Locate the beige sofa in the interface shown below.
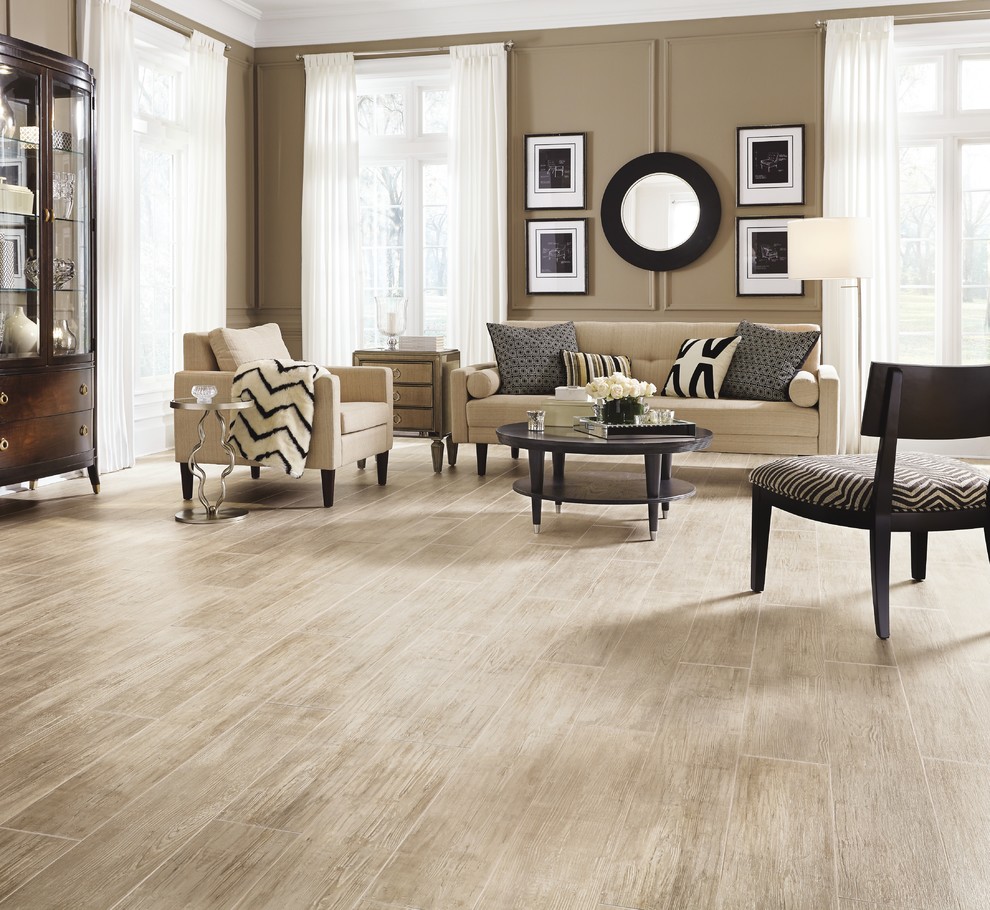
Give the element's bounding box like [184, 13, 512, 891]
[451, 320, 838, 474]
[174, 331, 393, 506]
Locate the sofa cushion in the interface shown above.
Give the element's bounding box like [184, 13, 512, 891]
[209, 323, 291, 371]
[562, 350, 632, 386]
[487, 321, 578, 394]
[466, 368, 501, 399]
[788, 370, 820, 407]
[721, 320, 821, 402]
[661, 336, 741, 399]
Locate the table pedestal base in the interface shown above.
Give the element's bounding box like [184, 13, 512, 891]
[175, 507, 249, 524]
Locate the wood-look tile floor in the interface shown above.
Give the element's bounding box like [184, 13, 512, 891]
[1, 441, 989, 909]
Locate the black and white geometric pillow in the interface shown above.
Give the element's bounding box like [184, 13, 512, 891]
[562, 350, 632, 386]
[487, 322, 579, 395]
[721, 320, 821, 402]
[661, 336, 742, 399]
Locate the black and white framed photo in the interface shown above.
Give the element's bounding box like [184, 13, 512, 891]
[526, 218, 589, 295]
[0, 224, 26, 289]
[525, 133, 586, 210]
[737, 124, 805, 206]
[736, 216, 804, 297]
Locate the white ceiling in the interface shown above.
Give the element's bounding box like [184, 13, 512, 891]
[159, 0, 968, 48]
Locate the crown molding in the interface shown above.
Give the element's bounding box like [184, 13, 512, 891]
[185, 0, 967, 48]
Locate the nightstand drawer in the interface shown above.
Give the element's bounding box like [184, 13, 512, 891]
[392, 408, 435, 431]
[0, 410, 95, 469]
[0, 369, 94, 422]
[392, 385, 433, 408]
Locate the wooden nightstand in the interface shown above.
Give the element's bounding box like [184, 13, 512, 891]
[352, 348, 460, 472]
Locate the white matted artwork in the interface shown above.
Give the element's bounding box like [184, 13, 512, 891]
[526, 218, 589, 295]
[736, 216, 804, 297]
[737, 124, 805, 206]
[525, 133, 586, 209]
[0, 225, 26, 289]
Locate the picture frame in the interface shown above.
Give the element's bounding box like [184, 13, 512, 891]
[737, 124, 805, 206]
[736, 216, 804, 297]
[525, 133, 586, 210]
[0, 224, 26, 289]
[526, 217, 589, 295]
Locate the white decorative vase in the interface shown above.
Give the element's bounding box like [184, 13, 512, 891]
[6, 305, 38, 354]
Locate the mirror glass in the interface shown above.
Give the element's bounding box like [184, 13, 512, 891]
[619, 173, 700, 252]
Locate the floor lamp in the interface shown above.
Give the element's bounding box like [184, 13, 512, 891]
[787, 216, 874, 431]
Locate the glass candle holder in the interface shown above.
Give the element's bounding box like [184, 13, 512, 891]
[375, 295, 408, 350]
[526, 409, 546, 432]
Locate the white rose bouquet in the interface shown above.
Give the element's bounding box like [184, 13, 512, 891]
[585, 371, 657, 401]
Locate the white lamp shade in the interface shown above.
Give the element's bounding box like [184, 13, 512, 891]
[787, 217, 873, 280]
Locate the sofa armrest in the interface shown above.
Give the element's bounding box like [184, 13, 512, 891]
[450, 362, 497, 443]
[817, 363, 840, 454]
[326, 365, 392, 403]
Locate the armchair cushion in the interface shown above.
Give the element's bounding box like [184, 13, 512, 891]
[340, 401, 391, 434]
[209, 323, 291, 371]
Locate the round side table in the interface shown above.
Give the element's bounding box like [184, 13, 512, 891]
[170, 398, 255, 524]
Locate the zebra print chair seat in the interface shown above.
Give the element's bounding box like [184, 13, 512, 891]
[750, 362, 990, 640]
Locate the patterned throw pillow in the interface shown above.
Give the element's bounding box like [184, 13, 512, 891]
[487, 322, 579, 395]
[661, 336, 742, 399]
[562, 350, 632, 386]
[721, 320, 822, 402]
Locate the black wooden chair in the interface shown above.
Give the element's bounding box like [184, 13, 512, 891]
[750, 362, 990, 639]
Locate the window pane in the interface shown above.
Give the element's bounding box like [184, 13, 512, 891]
[897, 59, 940, 114]
[137, 146, 175, 380]
[423, 163, 448, 337]
[960, 57, 990, 111]
[357, 92, 405, 136]
[898, 144, 939, 363]
[961, 143, 990, 364]
[360, 164, 406, 345]
[421, 89, 449, 134]
[136, 64, 175, 120]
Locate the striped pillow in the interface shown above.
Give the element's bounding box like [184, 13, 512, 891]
[661, 336, 741, 398]
[562, 350, 633, 386]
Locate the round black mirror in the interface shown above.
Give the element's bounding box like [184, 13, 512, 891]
[601, 152, 721, 271]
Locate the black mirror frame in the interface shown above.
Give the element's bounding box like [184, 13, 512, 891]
[601, 152, 722, 271]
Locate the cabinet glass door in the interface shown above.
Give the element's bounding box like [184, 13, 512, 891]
[0, 65, 41, 361]
[51, 79, 91, 358]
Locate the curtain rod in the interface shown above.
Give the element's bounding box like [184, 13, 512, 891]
[816, 9, 990, 27]
[295, 40, 514, 62]
[130, 3, 232, 52]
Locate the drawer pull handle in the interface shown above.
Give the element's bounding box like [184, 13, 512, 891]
[392, 368, 401, 380]
[393, 391, 400, 402]
[79, 425, 89, 437]
[79, 383, 88, 396]
[393, 414, 401, 425]
[0, 392, 7, 405]
[0, 437, 7, 451]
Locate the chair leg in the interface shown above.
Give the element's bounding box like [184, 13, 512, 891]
[180, 463, 193, 501]
[376, 452, 389, 486]
[356, 459, 367, 469]
[476, 443, 488, 476]
[869, 520, 892, 640]
[250, 466, 260, 479]
[910, 531, 928, 581]
[984, 526, 990, 565]
[321, 469, 336, 507]
[750, 488, 772, 592]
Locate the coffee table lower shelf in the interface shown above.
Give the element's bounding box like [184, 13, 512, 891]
[512, 471, 695, 507]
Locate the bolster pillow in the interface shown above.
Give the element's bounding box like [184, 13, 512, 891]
[466, 368, 501, 399]
[788, 370, 820, 407]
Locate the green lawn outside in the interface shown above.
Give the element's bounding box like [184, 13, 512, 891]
[898, 292, 990, 364]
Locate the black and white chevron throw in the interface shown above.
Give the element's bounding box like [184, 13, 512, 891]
[229, 359, 325, 478]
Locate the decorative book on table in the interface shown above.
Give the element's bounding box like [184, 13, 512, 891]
[572, 417, 697, 439]
[396, 335, 447, 351]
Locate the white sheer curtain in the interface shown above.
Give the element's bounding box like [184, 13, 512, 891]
[823, 16, 899, 453]
[187, 32, 228, 331]
[78, 0, 135, 473]
[301, 53, 362, 365]
[448, 43, 508, 366]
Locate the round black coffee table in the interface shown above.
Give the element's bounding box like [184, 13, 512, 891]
[495, 422, 713, 540]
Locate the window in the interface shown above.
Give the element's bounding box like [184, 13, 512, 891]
[357, 58, 450, 346]
[133, 19, 189, 388]
[896, 26, 990, 366]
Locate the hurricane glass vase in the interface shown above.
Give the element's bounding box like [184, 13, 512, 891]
[375, 296, 408, 350]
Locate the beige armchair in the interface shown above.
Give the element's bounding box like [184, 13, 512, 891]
[173, 328, 393, 507]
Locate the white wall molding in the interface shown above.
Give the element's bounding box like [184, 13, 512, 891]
[151, 0, 261, 47]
